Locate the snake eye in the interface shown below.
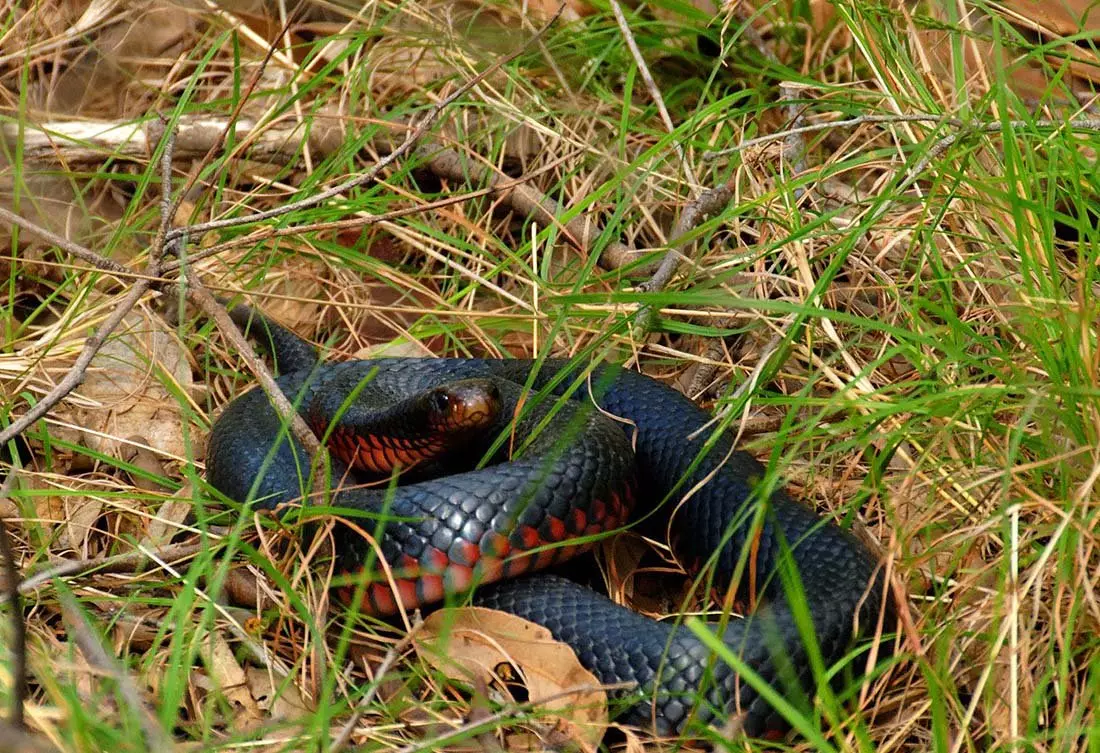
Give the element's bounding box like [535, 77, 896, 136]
[431, 390, 452, 414]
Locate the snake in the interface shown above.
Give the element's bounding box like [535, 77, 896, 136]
[204, 305, 894, 738]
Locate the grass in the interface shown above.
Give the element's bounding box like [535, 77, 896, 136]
[2, 0, 1100, 750]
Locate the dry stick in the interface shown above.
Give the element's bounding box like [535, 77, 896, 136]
[151, 113, 178, 266]
[0, 110, 182, 450]
[704, 113, 964, 160]
[684, 118, 1058, 436]
[18, 541, 206, 596]
[780, 90, 809, 179]
[609, 2, 775, 304]
[164, 3, 569, 245]
[184, 282, 320, 456]
[684, 313, 744, 399]
[161, 158, 592, 272]
[161, 6, 303, 230]
[57, 589, 172, 750]
[0, 475, 25, 727]
[4, 115, 321, 165]
[639, 181, 735, 295]
[731, 12, 810, 180]
[631, 180, 738, 334]
[704, 113, 1100, 160]
[165, 92, 340, 693]
[329, 628, 420, 753]
[0, 205, 132, 279]
[6, 118, 642, 273]
[393, 142, 640, 270]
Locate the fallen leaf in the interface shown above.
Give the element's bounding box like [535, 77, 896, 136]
[245, 667, 309, 721]
[120, 434, 173, 493]
[204, 631, 263, 730]
[141, 482, 195, 548]
[417, 607, 608, 751]
[60, 485, 104, 554]
[71, 311, 192, 460]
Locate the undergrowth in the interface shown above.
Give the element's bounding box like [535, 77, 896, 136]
[1, 0, 1099, 751]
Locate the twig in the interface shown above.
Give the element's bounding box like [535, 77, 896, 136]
[161, 162, 596, 271]
[184, 283, 321, 456]
[0, 205, 133, 279]
[17, 541, 206, 596]
[780, 88, 809, 190]
[4, 115, 328, 165]
[161, 7, 303, 232]
[152, 113, 178, 266]
[631, 180, 738, 334]
[730, 10, 810, 180]
[703, 113, 1100, 160]
[704, 113, 961, 160]
[609, 0, 699, 193]
[0, 114, 185, 449]
[329, 627, 421, 752]
[57, 589, 172, 750]
[0, 475, 25, 727]
[163, 3, 570, 245]
[7, 120, 642, 273]
[634, 112, 1100, 328]
[638, 180, 735, 295]
[397, 141, 641, 270]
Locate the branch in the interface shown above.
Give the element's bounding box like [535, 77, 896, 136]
[0, 205, 134, 279]
[18, 541, 205, 596]
[398, 142, 641, 270]
[183, 283, 321, 456]
[163, 2, 570, 245]
[703, 113, 1100, 160]
[329, 627, 420, 752]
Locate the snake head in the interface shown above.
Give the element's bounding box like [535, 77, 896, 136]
[425, 378, 502, 435]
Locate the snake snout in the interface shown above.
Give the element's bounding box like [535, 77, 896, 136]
[428, 378, 502, 433]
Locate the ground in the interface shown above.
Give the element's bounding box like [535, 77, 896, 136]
[1, 1, 1099, 751]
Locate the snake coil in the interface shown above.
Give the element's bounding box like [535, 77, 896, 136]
[206, 306, 894, 737]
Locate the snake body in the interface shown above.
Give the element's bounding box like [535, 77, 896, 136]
[205, 309, 892, 736]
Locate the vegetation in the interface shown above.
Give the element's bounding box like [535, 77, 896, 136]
[1, 0, 1099, 751]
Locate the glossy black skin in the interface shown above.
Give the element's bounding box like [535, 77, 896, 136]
[207, 307, 894, 737]
[207, 358, 635, 580]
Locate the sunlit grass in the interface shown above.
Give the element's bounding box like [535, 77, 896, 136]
[1, 0, 1099, 750]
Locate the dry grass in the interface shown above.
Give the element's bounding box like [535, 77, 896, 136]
[2, 0, 1099, 751]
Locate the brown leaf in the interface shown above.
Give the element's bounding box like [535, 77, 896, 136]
[141, 483, 195, 548]
[245, 667, 310, 721]
[71, 311, 192, 460]
[205, 631, 263, 730]
[120, 434, 172, 493]
[60, 486, 104, 554]
[417, 607, 608, 751]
